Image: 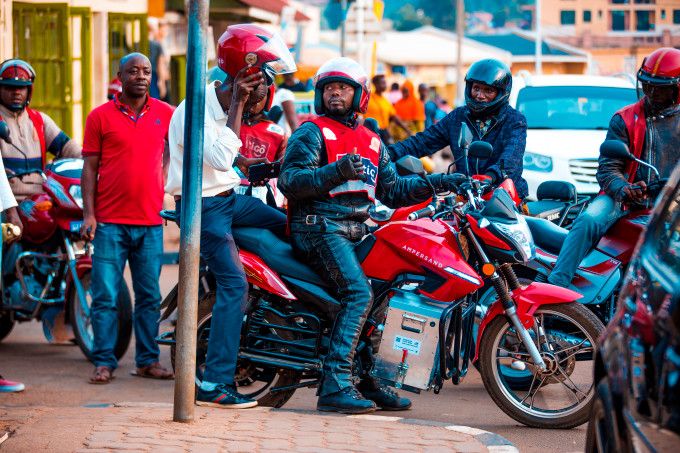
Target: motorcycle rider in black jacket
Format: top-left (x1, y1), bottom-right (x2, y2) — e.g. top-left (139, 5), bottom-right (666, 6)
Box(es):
top-left (546, 47), bottom-right (680, 288)
top-left (278, 57), bottom-right (465, 414)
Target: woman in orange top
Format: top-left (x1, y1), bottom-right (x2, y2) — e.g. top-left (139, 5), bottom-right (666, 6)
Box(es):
top-left (392, 80), bottom-right (425, 141)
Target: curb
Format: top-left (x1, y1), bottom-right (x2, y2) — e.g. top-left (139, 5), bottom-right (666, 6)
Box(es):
top-left (346, 414), bottom-right (519, 453)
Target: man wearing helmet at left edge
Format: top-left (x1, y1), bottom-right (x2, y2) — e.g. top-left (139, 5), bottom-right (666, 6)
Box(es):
top-left (388, 59), bottom-right (529, 202)
top-left (0, 59), bottom-right (81, 277)
top-left (0, 59), bottom-right (81, 206)
top-left (166, 24), bottom-right (294, 409)
top-left (278, 57), bottom-right (466, 414)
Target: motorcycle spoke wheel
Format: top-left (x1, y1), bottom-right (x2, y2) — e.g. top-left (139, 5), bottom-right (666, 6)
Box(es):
top-left (479, 302), bottom-right (604, 429)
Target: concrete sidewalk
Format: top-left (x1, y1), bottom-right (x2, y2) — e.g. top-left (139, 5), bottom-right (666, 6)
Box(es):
top-left (0, 402), bottom-right (518, 453)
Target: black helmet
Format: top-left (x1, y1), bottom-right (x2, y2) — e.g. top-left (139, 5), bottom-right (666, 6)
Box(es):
top-left (464, 59), bottom-right (512, 116)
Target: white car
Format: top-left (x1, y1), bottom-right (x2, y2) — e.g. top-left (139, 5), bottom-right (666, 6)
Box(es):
top-left (510, 74), bottom-right (638, 200)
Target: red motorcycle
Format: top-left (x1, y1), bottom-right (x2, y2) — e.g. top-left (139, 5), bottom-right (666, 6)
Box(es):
top-left (0, 122), bottom-right (131, 360)
top-left (158, 160), bottom-right (604, 429)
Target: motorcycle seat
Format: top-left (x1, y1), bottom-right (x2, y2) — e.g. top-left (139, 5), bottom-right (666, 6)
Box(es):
top-left (232, 227), bottom-right (331, 288)
top-left (524, 200), bottom-right (565, 222)
top-left (536, 181), bottom-right (577, 203)
top-left (524, 216), bottom-right (569, 256)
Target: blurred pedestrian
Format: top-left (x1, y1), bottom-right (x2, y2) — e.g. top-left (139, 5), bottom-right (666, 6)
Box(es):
top-left (148, 18), bottom-right (170, 102)
top-left (365, 74), bottom-right (412, 144)
top-left (271, 86), bottom-right (298, 133)
top-left (278, 72), bottom-right (307, 92)
top-left (419, 83), bottom-right (439, 128)
top-left (386, 82), bottom-right (402, 104)
top-left (107, 77), bottom-right (122, 101)
top-left (392, 80), bottom-right (425, 141)
top-left (81, 53), bottom-right (174, 385)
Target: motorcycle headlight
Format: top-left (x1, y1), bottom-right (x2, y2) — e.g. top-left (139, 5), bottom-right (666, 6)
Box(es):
top-left (523, 152), bottom-right (553, 172)
top-left (492, 216), bottom-right (535, 262)
top-left (69, 185), bottom-right (83, 209)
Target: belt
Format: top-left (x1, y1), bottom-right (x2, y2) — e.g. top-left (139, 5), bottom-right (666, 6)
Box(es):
top-left (174, 188), bottom-right (233, 202)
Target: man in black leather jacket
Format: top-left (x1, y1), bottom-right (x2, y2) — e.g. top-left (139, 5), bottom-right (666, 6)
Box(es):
top-left (546, 47), bottom-right (680, 288)
top-left (278, 57), bottom-right (464, 414)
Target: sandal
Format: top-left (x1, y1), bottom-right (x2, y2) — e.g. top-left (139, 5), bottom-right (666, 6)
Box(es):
top-left (132, 362), bottom-right (174, 380)
top-left (89, 366), bottom-right (114, 385)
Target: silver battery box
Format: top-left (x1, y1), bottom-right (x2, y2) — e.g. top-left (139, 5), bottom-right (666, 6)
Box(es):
top-left (371, 289), bottom-right (449, 392)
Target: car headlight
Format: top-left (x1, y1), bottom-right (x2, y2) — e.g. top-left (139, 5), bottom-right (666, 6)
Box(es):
top-left (69, 185), bottom-right (83, 209)
top-left (523, 152), bottom-right (553, 172)
top-left (492, 215), bottom-right (535, 262)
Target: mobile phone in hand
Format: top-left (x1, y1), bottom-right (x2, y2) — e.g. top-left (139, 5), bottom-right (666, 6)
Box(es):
top-left (248, 161), bottom-right (281, 184)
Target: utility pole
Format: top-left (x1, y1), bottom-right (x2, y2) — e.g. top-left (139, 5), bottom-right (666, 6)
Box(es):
top-left (173, 0), bottom-right (208, 423)
top-left (535, 0), bottom-right (543, 75)
top-left (357, 0), bottom-right (365, 69)
top-left (340, 0), bottom-right (348, 56)
top-left (455, 0), bottom-right (465, 104)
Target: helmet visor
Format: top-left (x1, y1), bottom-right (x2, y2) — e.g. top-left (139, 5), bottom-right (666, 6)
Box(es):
top-left (259, 32), bottom-right (297, 77)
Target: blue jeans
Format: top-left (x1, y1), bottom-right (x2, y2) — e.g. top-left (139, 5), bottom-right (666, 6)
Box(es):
top-left (91, 223), bottom-right (163, 369)
top-left (175, 194), bottom-right (286, 385)
top-left (548, 195), bottom-right (625, 287)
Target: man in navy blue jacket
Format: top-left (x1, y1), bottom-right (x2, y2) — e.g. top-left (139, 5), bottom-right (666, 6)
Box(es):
top-left (389, 59), bottom-right (529, 200)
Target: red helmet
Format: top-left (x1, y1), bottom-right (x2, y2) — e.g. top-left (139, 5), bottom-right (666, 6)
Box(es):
top-left (313, 57), bottom-right (370, 114)
top-left (217, 24), bottom-right (296, 85)
top-left (0, 59), bottom-right (36, 105)
top-left (107, 77), bottom-right (122, 100)
top-left (637, 47), bottom-right (680, 103)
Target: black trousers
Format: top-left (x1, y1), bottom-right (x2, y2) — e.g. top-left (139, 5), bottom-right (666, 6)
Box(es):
top-left (291, 219), bottom-right (373, 396)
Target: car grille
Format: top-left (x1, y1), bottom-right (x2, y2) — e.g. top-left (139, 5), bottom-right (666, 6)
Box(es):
top-left (569, 159), bottom-right (598, 184)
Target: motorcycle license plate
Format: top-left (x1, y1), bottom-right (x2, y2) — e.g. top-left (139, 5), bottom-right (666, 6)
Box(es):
top-left (69, 220), bottom-right (83, 233)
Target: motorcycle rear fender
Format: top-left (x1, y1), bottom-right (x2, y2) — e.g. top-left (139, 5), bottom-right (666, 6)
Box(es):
top-left (473, 282), bottom-right (582, 361)
top-left (239, 250), bottom-right (297, 300)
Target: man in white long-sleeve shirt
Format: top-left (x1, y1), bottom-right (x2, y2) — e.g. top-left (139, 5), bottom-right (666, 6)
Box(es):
top-left (165, 46), bottom-right (288, 409)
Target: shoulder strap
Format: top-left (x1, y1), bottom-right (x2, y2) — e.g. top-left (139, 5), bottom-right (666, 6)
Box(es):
top-left (25, 108), bottom-right (46, 168)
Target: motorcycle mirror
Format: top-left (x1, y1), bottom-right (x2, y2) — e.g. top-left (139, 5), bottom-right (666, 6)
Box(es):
top-left (265, 105), bottom-right (283, 124)
top-left (0, 121), bottom-right (11, 144)
top-left (363, 117), bottom-right (380, 135)
top-left (458, 123), bottom-right (473, 150)
top-left (600, 140), bottom-right (633, 161)
top-left (395, 155), bottom-right (425, 177)
top-left (468, 141), bottom-right (493, 159)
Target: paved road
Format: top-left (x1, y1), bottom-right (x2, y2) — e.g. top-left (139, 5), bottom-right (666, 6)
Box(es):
top-left (0, 264), bottom-right (585, 453)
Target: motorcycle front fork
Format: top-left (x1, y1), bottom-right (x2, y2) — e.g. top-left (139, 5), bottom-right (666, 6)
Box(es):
top-left (464, 227), bottom-right (548, 372)
top-left (63, 236), bottom-right (90, 317)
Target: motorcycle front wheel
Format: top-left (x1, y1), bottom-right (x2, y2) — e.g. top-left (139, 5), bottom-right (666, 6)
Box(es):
top-left (169, 290), bottom-right (303, 408)
top-left (69, 271), bottom-right (133, 362)
top-left (478, 302), bottom-right (604, 429)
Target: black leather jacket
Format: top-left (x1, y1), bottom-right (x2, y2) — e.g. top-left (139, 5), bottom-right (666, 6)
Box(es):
top-left (599, 100), bottom-right (680, 202)
top-left (279, 117), bottom-right (453, 223)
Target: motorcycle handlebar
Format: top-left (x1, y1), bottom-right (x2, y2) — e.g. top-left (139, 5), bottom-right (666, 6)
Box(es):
top-left (407, 204), bottom-right (436, 221)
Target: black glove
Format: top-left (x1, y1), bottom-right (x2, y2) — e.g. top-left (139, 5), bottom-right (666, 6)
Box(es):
top-left (336, 154), bottom-right (366, 181)
top-left (428, 173), bottom-right (467, 193)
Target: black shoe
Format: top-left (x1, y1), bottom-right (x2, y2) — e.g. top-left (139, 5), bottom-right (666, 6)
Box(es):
top-left (196, 383), bottom-right (258, 409)
top-left (359, 381), bottom-right (412, 411)
top-left (317, 386), bottom-right (377, 414)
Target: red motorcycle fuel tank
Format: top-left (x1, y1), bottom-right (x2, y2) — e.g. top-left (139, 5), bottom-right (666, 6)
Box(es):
top-left (18, 193), bottom-right (57, 244)
top-left (361, 219), bottom-right (483, 302)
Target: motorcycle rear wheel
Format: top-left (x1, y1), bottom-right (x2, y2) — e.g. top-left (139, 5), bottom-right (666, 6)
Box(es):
top-left (169, 291), bottom-right (303, 408)
top-left (69, 271), bottom-right (133, 362)
top-left (478, 302), bottom-right (604, 429)
top-left (0, 312), bottom-right (14, 342)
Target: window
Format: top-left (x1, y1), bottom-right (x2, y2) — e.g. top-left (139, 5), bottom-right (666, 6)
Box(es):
top-left (515, 86), bottom-right (637, 130)
top-left (674, 9), bottom-right (680, 24)
top-left (610, 0), bottom-right (629, 4)
top-left (636, 10), bottom-right (654, 31)
top-left (611, 10), bottom-right (628, 31)
top-left (584, 10), bottom-right (592, 22)
top-left (661, 9), bottom-right (666, 20)
top-left (560, 10), bottom-right (576, 25)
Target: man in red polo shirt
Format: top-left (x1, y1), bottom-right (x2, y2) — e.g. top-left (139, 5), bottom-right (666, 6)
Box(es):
top-left (81, 53), bottom-right (174, 384)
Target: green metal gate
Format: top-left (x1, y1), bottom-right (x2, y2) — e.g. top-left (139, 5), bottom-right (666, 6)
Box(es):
top-left (108, 13), bottom-right (149, 80)
top-left (12, 2), bottom-right (71, 136)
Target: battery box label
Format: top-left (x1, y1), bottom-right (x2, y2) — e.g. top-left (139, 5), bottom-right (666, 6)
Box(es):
top-left (393, 335), bottom-right (421, 355)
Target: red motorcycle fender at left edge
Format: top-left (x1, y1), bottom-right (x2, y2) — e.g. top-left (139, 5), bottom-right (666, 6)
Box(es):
top-left (474, 282), bottom-right (582, 361)
top-left (239, 250), bottom-right (297, 300)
